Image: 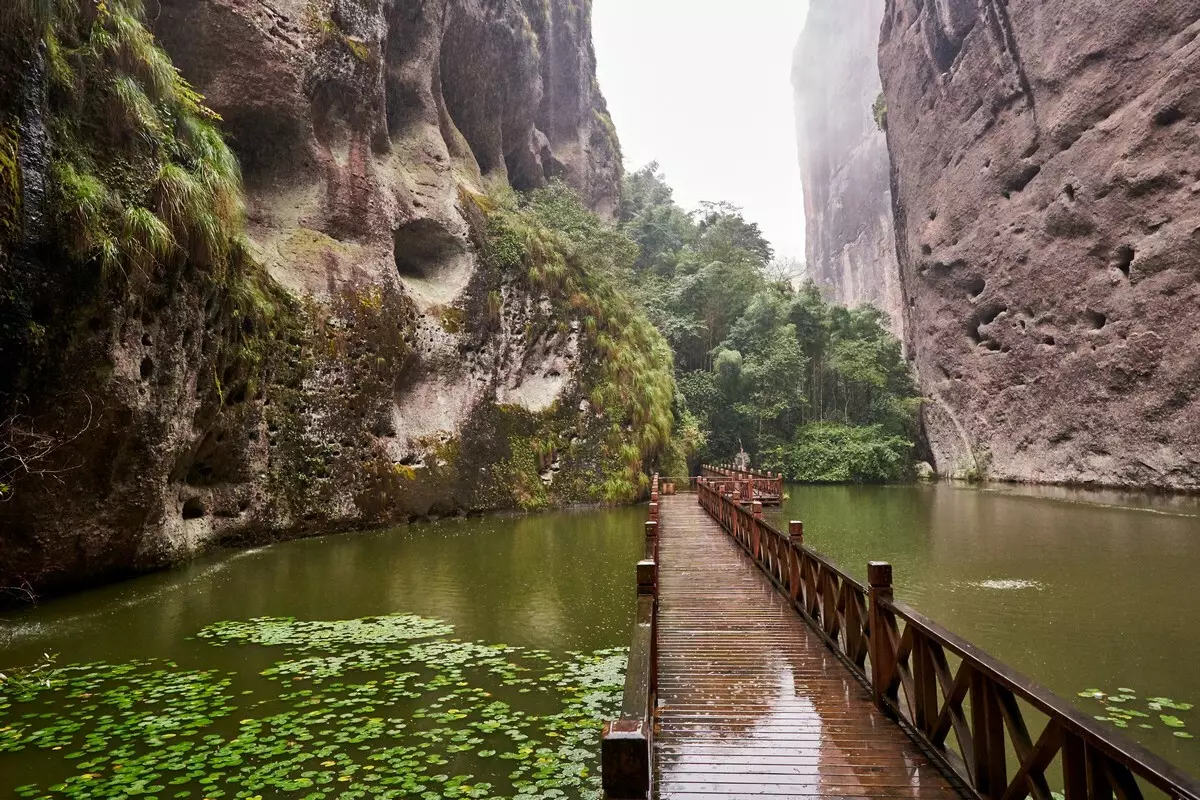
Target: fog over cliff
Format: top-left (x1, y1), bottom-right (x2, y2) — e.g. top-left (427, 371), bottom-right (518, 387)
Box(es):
top-left (792, 0), bottom-right (903, 335)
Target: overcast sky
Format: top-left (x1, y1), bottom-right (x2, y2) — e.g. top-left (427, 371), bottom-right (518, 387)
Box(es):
top-left (593, 0), bottom-right (812, 263)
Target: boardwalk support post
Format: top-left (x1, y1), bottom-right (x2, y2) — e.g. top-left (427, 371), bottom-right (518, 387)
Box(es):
top-left (868, 561), bottom-right (894, 712)
top-left (752, 500), bottom-right (763, 518)
top-left (789, 520), bottom-right (803, 544)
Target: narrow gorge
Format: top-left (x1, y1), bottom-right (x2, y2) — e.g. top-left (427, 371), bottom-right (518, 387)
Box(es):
top-left (795, 0), bottom-right (1200, 490)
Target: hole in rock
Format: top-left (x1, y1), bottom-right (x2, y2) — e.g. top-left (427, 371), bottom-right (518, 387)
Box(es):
top-left (1154, 106), bottom-right (1185, 127)
top-left (966, 277), bottom-right (986, 298)
top-left (980, 305), bottom-right (1006, 325)
top-left (1063, 184), bottom-right (1076, 201)
top-left (921, 244), bottom-right (933, 256)
top-left (182, 498), bottom-right (206, 520)
top-left (140, 357), bottom-right (155, 381)
top-left (1043, 336), bottom-right (1057, 346)
top-left (1086, 310), bottom-right (1108, 329)
top-left (1005, 164), bottom-right (1041, 193)
top-left (394, 219), bottom-right (467, 280)
top-left (1113, 245), bottom-right (1134, 277)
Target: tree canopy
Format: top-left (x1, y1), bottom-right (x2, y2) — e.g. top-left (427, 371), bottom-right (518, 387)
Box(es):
top-left (618, 163), bottom-right (922, 483)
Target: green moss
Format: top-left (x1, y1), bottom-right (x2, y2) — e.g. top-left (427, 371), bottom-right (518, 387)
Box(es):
top-left (872, 91), bottom-right (888, 132)
top-left (592, 108), bottom-right (622, 160)
top-left (438, 306), bottom-right (465, 334)
top-left (0, 124), bottom-right (20, 244)
top-left (314, 14), bottom-right (371, 63)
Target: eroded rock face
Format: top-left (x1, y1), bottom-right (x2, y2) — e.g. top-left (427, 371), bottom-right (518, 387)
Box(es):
top-left (880, 0), bottom-right (1200, 488)
top-left (0, 0), bottom-right (629, 596)
top-left (793, 0), bottom-right (903, 336)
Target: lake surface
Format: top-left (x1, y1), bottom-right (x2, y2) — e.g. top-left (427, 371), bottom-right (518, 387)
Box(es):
top-left (0, 507), bottom-right (646, 800)
top-left (1, 482), bottom-right (1198, 798)
top-left (769, 482), bottom-right (1200, 776)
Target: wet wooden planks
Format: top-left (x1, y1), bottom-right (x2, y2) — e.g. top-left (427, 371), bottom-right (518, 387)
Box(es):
top-left (654, 495), bottom-right (964, 800)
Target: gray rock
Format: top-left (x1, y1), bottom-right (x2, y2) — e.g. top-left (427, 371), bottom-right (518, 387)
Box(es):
top-left (794, 0), bottom-right (904, 337)
top-left (880, 0), bottom-right (1200, 491)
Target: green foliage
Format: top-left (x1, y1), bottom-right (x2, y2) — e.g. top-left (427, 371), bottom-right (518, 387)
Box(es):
top-left (760, 423), bottom-right (912, 484)
top-left (120, 205), bottom-right (176, 268)
top-left (619, 164), bottom-right (922, 482)
top-left (0, 0), bottom-right (55, 35)
top-left (36, 0), bottom-right (245, 280)
top-left (0, 125), bottom-right (20, 243)
top-left (482, 182), bottom-right (675, 501)
top-left (873, 91), bottom-right (888, 132)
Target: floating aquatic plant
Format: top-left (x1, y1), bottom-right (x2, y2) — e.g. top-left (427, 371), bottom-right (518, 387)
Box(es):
top-left (1078, 687), bottom-right (1195, 739)
top-left (0, 614), bottom-right (627, 799)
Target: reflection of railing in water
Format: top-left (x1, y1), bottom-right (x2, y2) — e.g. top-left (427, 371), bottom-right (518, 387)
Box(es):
top-left (700, 462), bottom-right (784, 505)
top-left (600, 474), bottom-right (659, 799)
top-left (696, 478), bottom-right (1200, 800)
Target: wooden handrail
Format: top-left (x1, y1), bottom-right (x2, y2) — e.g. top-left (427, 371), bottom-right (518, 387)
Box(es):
top-left (602, 474), bottom-right (659, 799)
top-left (695, 478), bottom-right (1200, 800)
top-left (700, 463), bottom-right (784, 502)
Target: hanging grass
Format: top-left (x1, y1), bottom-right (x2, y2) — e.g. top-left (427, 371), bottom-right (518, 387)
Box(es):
top-left (121, 205), bottom-right (176, 267)
top-left (482, 183), bottom-right (677, 501)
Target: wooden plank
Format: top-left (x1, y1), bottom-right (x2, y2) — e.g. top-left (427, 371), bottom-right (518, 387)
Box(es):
top-left (653, 494), bottom-right (964, 800)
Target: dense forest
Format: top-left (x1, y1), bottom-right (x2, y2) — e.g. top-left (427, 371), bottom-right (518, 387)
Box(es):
top-left (515, 166), bottom-right (923, 483)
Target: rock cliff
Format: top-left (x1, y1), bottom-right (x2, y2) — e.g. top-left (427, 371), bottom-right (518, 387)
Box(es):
top-left (0, 0), bottom-right (667, 598)
top-left (793, 0), bottom-right (903, 337)
top-left (880, 0), bottom-right (1200, 489)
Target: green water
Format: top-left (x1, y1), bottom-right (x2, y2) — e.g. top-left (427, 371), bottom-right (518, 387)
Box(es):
top-left (770, 482), bottom-right (1200, 776)
top-left (0, 507), bottom-right (645, 800)
top-left (2, 483), bottom-right (1199, 797)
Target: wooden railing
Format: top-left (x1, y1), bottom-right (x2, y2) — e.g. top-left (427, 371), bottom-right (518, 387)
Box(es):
top-left (601, 474), bottom-right (660, 800)
top-left (696, 479), bottom-right (1200, 800)
top-left (655, 476), bottom-right (698, 494)
top-left (701, 462), bottom-right (784, 502)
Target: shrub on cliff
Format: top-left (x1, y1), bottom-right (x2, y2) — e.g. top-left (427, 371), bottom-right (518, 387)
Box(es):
top-left (480, 182), bottom-right (677, 502)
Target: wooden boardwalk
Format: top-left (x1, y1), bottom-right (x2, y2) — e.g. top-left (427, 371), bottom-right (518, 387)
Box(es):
top-left (653, 493), bottom-right (963, 800)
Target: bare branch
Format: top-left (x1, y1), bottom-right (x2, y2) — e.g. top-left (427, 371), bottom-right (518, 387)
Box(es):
top-left (0, 394), bottom-right (95, 502)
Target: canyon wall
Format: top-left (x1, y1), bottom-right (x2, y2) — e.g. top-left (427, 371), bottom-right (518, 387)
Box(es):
top-left (793, 0), bottom-right (903, 337)
top-left (0, 0), bottom-right (665, 597)
top-left (880, 0), bottom-right (1200, 488)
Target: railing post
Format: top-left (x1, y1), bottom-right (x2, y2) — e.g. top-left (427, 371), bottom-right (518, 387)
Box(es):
top-left (752, 500), bottom-right (763, 519)
top-left (601, 719), bottom-right (650, 799)
top-left (637, 559), bottom-right (656, 598)
top-left (868, 561), bottom-right (894, 711)
top-left (789, 520), bottom-right (803, 544)
top-left (648, 501), bottom-right (658, 522)
top-left (645, 520), bottom-right (658, 565)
